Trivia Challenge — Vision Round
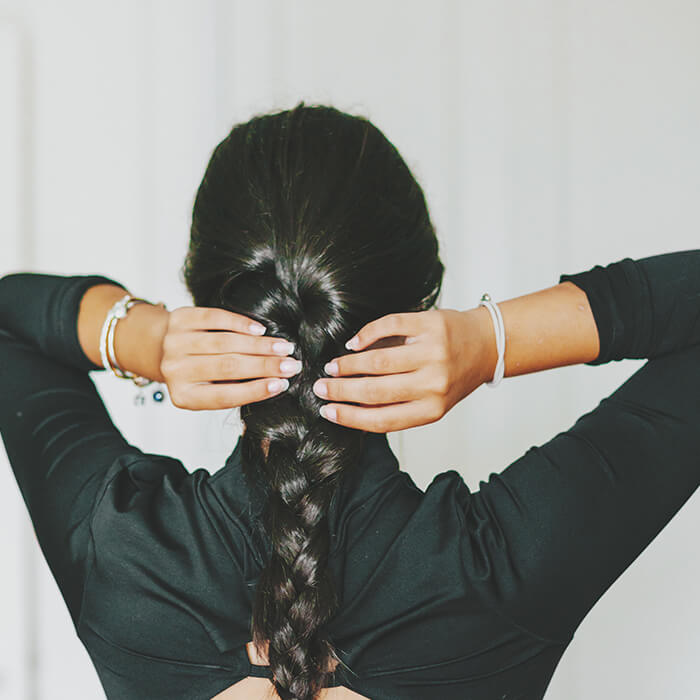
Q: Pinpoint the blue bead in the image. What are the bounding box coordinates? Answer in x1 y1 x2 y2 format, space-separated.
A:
153 390 164 402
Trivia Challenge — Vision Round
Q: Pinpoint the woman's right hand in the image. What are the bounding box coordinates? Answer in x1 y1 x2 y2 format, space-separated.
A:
313 307 496 433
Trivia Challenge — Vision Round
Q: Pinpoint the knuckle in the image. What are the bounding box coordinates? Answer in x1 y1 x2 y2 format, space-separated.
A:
365 382 383 403
191 307 215 329
214 333 231 353
438 347 450 366
430 340 449 364
169 387 186 409
385 314 402 334
371 352 391 373
431 371 450 396
427 398 445 422
332 357 345 376
424 307 443 328
357 319 378 341
384 383 402 403
159 357 176 378
169 306 190 328
397 383 413 402
219 355 237 376
323 379 339 401
200 307 218 325
161 332 174 353
433 313 450 340
212 387 230 410
335 407 358 430
372 414 390 433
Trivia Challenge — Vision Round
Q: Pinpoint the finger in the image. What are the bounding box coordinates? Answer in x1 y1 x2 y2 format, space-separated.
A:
175 306 268 335
178 377 290 410
319 399 439 433
313 372 422 405
344 312 428 352
179 353 303 383
324 343 422 378
178 330 296 357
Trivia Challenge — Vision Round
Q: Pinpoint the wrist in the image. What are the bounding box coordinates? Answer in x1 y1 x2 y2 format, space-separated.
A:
113 301 170 384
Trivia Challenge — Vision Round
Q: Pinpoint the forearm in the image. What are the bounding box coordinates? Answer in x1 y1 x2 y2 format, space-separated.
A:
0 272 123 371
474 248 700 382
77 284 169 383
471 281 600 382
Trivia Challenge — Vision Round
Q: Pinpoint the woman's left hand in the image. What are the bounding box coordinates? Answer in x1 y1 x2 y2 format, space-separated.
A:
159 306 300 411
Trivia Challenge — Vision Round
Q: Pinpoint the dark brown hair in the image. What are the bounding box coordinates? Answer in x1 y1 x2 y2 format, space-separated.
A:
182 102 443 699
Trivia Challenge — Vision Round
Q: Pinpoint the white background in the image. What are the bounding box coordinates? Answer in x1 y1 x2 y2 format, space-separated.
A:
0 1 699 698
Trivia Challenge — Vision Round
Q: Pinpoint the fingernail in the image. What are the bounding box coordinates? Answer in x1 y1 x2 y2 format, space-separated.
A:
249 323 267 335
272 341 295 355
345 337 358 350
320 405 337 421
314 380 328 397
268 378 289 393
324 361 338 376
280 359 302 374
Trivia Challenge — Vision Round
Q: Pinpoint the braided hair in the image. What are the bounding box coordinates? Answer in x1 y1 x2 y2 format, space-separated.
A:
182 103 444 699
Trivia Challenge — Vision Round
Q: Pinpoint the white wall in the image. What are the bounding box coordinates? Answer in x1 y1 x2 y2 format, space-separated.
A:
0 1 698 698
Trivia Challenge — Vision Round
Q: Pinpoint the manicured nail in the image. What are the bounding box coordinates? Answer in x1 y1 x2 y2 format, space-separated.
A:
272 341 295 355
268 378 289 393
320 405 337 421
249 323 267 335
280 359 302 374
324 361 338 376
314 380 328 397
345 336 359 350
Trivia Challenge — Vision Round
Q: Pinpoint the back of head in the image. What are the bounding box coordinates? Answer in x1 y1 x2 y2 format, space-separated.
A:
183 102 444 699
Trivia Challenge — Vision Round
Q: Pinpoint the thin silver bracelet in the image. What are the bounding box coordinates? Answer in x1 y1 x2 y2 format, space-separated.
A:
478 293 505 387
98 294 167 397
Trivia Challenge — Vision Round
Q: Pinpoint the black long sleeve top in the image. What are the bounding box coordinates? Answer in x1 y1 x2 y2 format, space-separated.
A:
0 250 699 700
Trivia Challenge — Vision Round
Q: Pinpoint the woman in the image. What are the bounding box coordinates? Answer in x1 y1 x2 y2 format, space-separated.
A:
0 103 698 700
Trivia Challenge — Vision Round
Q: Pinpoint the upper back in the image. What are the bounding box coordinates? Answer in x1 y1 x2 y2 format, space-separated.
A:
76 433 564 699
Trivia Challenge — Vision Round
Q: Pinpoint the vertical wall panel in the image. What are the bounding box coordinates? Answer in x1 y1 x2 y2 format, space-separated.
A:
0 21 30 700
149 0 240 472
439 0 514 487
26 2 151 697
0 22 23 261
549 2 700 699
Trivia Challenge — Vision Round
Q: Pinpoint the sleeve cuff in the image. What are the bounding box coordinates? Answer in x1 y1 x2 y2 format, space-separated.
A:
558 257 650 365
61 275 128 372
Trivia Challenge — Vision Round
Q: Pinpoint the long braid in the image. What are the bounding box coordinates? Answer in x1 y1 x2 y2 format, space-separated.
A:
239 261 365 699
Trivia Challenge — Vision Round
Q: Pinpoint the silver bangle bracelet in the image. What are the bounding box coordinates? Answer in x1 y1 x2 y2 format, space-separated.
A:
478 293 506 388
